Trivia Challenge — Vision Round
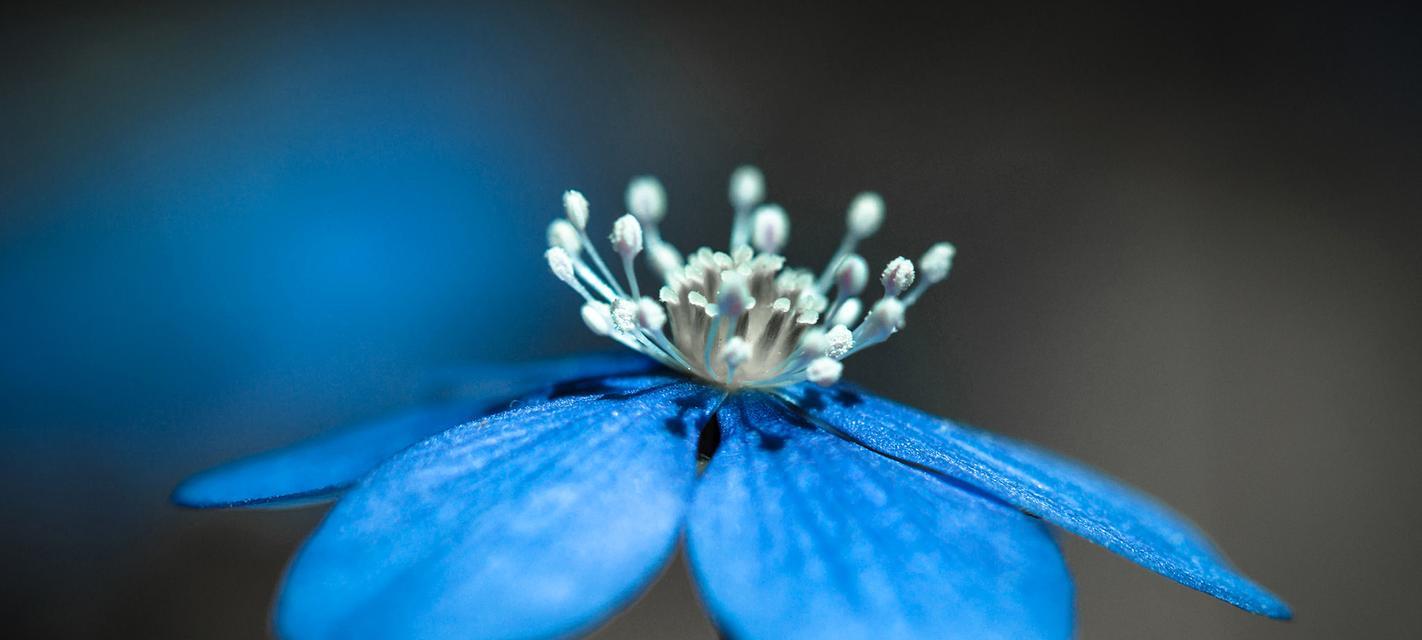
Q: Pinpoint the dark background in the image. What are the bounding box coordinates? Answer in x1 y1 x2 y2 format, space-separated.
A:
3 1 1419 638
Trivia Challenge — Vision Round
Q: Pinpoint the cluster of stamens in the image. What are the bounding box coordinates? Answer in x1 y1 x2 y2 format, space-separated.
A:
545 166 956 389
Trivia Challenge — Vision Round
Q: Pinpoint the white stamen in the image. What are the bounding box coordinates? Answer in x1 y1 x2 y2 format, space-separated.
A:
720 337 750 367
751 204 790 255
920 242 956 283
814 194 885 293
720 336 751 384
881 256 915 297
903 241 956 306
800 329 828 359
636 297 667 332
547 219 581 253
563 190 589 230
729 165 766 249
825 325 854 359
829 298 862 328
610 214 644 258
611 298 638 334
834 254 869 295
626 176 667 224
545 247 577 285
716 271 754 318
730 165 765 209
549 167 953 389
806 357 843 387
611 214 646 298
847 192 885 239
581 301 614 336
856 297 905 348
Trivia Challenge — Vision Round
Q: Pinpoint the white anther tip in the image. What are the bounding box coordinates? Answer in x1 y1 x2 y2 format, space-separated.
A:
847 192 885 238
799 329 828 359
720 337 751 367
636 297 666 332
867 297 907 333
626 176 667 223
825 325 854 359
829 298 863 328
563 190 589 230
730 165 765 208
716 271 754 317
609 214 644 257
580 301 614 336
921 242 957 283
611 298 638 333
545 247 577 284
547 219 581 253
881 256 916 297
751 204 790 254
806 357 844 387
835 254 869 295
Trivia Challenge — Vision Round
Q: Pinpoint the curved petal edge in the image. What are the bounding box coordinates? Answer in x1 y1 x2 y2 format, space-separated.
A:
783 383 1291 620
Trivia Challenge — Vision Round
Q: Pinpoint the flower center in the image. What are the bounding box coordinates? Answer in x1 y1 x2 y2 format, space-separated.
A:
545 166 955 389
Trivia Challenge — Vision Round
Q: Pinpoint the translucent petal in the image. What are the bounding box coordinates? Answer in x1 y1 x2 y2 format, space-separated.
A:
276 375 722 640
783 383 1292 619
688 393 1073 640
172 352 659 508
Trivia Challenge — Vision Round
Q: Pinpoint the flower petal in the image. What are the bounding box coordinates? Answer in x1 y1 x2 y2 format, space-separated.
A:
688 393 1073 640
172 352 658 509
783 383 1292 619
276 375 722 640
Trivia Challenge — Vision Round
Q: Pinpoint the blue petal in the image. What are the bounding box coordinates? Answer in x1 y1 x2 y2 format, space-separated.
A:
172 352 660 509
276 375 722 640
688 393 1073 640
783 383 1292 619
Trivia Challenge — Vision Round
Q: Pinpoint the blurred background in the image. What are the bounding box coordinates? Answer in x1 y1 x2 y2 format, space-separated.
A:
3 1 1419 638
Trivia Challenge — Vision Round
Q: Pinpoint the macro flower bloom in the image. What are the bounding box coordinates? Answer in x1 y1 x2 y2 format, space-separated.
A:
175 167 1290 639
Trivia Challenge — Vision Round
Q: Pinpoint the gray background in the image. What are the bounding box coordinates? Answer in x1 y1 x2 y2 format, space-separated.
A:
3 2 1419 638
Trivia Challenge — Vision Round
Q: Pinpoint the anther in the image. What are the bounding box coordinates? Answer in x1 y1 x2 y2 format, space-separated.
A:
610 214 645 298
610 214 644 258
547 219 581 253
751 204 790 255
825 325 854 359
716 271 755 318
806 357 843 387
855 297 906 348
920 242 956 283
626 176 667 224
829 298 862 328
729 165 766 248
834 254 869 296
730 165 765 209
581 301 614 336
720 337 750 367
611 298 638 334
563 190 589 230
846 192 885 239
904 242 956 306
636 297 667 332
545 247 577 285
800 329 828 359
881 257 915 297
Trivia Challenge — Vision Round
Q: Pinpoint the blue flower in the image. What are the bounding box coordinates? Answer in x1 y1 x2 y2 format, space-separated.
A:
175 167 1290 639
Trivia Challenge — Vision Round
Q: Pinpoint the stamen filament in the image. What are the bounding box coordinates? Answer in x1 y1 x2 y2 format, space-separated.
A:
622 255 641 299
577 229 627 298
